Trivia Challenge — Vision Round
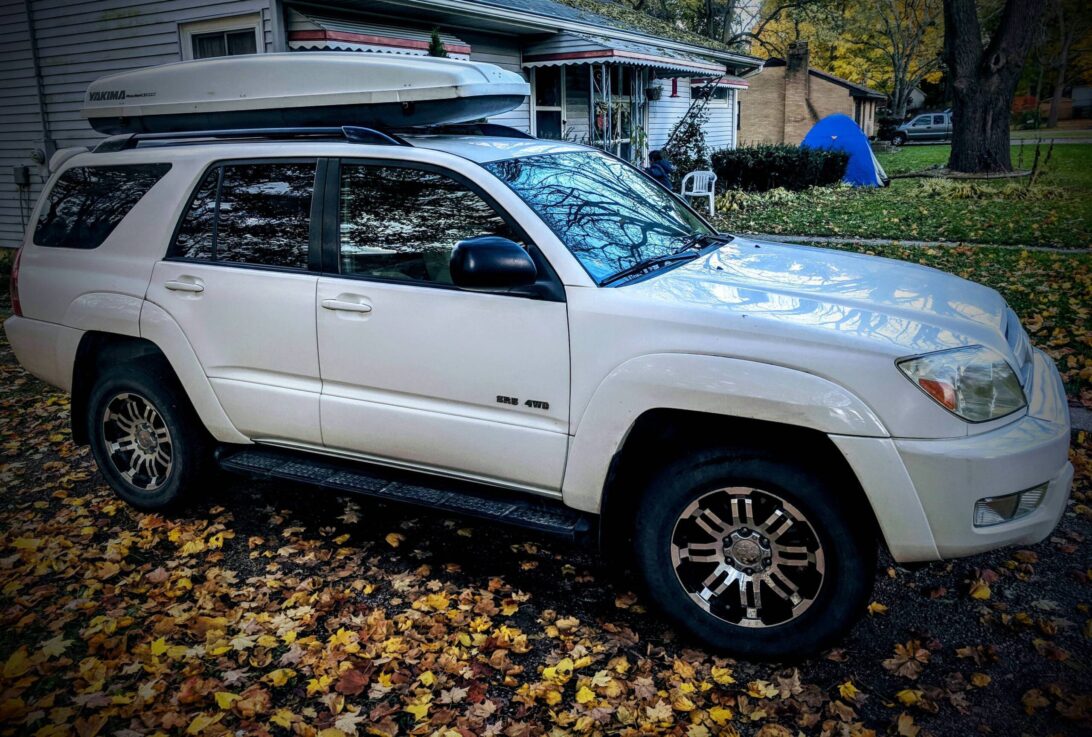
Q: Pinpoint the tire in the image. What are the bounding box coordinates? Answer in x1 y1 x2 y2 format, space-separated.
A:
633 447 876 659
86 360 211 511
892 132 907 146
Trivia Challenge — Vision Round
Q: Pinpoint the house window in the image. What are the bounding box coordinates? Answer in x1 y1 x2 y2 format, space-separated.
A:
533 67 565 139
710 86 730 104
180 14 262 60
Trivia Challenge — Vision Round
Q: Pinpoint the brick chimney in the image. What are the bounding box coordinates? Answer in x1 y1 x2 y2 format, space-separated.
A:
783 40 812 144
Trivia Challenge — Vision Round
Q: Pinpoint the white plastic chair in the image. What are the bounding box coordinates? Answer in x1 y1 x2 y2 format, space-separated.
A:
680 170 717 216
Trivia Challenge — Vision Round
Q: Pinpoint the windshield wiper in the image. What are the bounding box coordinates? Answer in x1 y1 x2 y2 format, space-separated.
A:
672 232 735 254
599 251 698 287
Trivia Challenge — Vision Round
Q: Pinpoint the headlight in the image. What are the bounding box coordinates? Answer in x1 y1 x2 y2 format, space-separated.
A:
897 346 1026 422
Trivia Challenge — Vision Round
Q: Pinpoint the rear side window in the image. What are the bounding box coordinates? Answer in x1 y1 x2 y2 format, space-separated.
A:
173 161 316 270
33 164 171 249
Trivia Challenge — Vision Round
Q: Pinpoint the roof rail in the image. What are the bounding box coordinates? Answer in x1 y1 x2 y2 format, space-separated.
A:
92 126 408 153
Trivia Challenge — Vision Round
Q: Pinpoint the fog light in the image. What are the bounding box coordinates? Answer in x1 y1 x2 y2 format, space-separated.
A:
973 483 1048 527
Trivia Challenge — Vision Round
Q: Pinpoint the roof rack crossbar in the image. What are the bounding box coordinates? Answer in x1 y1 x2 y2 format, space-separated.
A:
93 126 409 153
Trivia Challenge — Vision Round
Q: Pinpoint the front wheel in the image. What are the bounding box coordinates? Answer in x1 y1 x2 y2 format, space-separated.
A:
633 448 876 659
891 132 907 146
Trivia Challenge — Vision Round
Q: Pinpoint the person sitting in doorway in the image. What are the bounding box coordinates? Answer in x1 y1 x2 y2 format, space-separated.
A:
646 150 674 189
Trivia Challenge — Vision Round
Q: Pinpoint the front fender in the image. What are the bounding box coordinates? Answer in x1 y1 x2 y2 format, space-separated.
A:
562 353 888 512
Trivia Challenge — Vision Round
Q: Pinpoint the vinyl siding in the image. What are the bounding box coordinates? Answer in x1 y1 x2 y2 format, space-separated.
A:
704 88 736 151
0 0 46 249
1 0 274 248
647 78 689 150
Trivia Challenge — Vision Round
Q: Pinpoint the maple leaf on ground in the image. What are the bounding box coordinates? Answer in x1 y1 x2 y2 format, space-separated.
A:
883 641 931 680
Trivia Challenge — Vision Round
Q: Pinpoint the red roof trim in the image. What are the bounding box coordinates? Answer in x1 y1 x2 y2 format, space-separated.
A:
522 48 723 73
691 75 748 88
288 30 472 55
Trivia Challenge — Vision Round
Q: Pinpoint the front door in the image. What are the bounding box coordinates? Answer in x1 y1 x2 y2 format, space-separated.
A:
147 159 322 444
315 160 570 494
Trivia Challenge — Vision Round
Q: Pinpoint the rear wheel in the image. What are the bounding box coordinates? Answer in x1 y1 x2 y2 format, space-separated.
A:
633 448 875 658
87 362 211 511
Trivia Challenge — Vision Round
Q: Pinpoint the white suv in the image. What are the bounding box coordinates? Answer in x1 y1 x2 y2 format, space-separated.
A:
5 126 1072 657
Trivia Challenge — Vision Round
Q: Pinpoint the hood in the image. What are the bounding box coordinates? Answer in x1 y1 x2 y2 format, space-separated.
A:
624 237 1011 358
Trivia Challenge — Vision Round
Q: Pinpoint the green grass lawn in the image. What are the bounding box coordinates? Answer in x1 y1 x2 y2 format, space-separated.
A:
831 242 1092 406
716 144 1092 248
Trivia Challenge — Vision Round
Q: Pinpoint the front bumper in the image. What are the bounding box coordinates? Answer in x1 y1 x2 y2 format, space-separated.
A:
834 348 1073 562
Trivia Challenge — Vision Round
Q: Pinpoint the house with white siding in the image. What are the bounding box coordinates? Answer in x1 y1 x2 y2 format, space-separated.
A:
1 0 760 249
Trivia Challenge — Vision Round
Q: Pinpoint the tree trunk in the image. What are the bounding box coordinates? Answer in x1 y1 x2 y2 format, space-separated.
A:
1048 66 1066 128
1047 32 1073 128
944 0 1046 173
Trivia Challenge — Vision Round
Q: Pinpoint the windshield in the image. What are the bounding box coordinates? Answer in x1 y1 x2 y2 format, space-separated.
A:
483 151 714 284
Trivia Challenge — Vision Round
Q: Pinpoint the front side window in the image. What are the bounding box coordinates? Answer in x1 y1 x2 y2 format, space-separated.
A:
172 161 315 269
338 164 517 285
34 164 171 249
484 151 712 283
912 115 931 126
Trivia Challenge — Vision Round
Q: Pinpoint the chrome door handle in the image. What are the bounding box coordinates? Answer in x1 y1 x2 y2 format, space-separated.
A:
322 298 372 313
164 279 204 293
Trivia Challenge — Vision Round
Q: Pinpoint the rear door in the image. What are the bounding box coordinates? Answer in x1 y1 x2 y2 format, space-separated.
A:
314 158 570 493
146 159 324 444
931 114 948 140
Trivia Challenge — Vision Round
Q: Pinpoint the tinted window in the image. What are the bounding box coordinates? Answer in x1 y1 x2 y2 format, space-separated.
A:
174 168 218 260
217 163 314 268
933 114 946 125
34 164 171 249
484 151 712 283
338 165 516 285
173 161 315 269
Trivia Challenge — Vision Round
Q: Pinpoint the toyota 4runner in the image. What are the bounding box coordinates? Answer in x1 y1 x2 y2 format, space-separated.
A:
5 126 1073 657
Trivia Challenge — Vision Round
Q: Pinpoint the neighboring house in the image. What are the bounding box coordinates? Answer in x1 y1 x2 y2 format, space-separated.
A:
739 40 886 145
0 0 761 249
1037 86 1092 121
907 87 926 113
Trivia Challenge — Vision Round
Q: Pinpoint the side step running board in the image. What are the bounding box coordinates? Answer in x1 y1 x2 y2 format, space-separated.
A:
218 447 594 543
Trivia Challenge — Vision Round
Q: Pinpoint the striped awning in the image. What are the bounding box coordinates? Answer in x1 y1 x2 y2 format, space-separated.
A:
287 9 470 59
693 75 749 89
522 31 725 77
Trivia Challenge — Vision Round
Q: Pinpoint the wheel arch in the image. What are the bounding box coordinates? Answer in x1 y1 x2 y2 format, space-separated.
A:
597 409 883 558
70 323 248 446
71 332 166 445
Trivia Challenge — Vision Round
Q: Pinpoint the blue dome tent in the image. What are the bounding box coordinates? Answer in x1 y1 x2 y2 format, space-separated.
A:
801 113 889 187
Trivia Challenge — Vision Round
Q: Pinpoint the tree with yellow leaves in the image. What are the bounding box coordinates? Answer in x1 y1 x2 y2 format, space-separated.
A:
753 0 945 119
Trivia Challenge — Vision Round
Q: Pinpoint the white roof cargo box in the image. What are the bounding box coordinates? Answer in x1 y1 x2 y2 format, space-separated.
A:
82 53 529 134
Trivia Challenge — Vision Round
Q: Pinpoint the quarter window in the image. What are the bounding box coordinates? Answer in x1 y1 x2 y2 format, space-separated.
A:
33 164 171 249
338 164 517 285
172 162 316 270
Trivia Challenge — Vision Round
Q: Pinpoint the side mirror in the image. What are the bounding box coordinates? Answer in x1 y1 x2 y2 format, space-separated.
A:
450 236 537 289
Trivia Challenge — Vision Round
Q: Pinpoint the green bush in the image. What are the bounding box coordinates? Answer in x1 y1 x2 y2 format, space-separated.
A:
711 144 849 192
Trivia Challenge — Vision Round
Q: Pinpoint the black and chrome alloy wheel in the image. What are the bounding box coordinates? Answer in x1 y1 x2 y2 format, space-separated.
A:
670 486 825 628
101 391 174 492
87 361 210 511
633 447 876 657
